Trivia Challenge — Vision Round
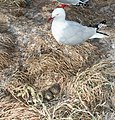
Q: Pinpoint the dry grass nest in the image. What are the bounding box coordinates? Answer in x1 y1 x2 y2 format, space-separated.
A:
1 60 115 120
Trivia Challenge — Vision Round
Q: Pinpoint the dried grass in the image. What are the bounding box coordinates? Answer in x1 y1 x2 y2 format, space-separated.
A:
3 60 114 120
0 0 49 7
23 35 100 77
0 0 25 6
0 12 9 33
0 0 115 119
0 33 16 70
0 96 40 120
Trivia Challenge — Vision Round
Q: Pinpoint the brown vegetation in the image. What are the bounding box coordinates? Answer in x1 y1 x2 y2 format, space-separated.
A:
0 0 115 120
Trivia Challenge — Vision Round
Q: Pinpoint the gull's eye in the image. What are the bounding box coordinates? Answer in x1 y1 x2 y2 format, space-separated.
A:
56 14 59 16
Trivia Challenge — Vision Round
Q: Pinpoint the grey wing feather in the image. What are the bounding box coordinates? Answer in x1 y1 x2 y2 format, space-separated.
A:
61 21 96 44
58 0 89 5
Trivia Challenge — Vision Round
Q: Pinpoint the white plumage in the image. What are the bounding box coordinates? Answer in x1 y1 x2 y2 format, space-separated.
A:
53 0 89 5
51 8 108 45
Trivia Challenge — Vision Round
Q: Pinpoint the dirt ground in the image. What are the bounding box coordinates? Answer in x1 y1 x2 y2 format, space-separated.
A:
0 0 115 120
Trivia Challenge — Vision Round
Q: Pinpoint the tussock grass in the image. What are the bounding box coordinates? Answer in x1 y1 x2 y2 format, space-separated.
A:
0 0 25 6
0 12 9 33
0 96 40 119
0 0 48 7
0 0 115 119
0 33 16 69
3 60 114 120
1 17 114 120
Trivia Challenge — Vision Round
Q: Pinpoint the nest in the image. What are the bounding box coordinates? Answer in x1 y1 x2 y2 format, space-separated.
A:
2 61 115 120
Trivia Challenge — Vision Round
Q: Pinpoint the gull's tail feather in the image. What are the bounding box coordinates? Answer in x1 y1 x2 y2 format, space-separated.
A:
90 31 109 39
96 20 107 29
89 20 107 29
74 0 89 6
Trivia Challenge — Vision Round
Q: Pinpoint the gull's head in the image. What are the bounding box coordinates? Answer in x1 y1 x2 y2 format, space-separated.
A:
51 8 66 20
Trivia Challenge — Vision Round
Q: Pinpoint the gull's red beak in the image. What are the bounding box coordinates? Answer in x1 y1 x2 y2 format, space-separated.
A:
48 17 53 22
56 4 69 8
